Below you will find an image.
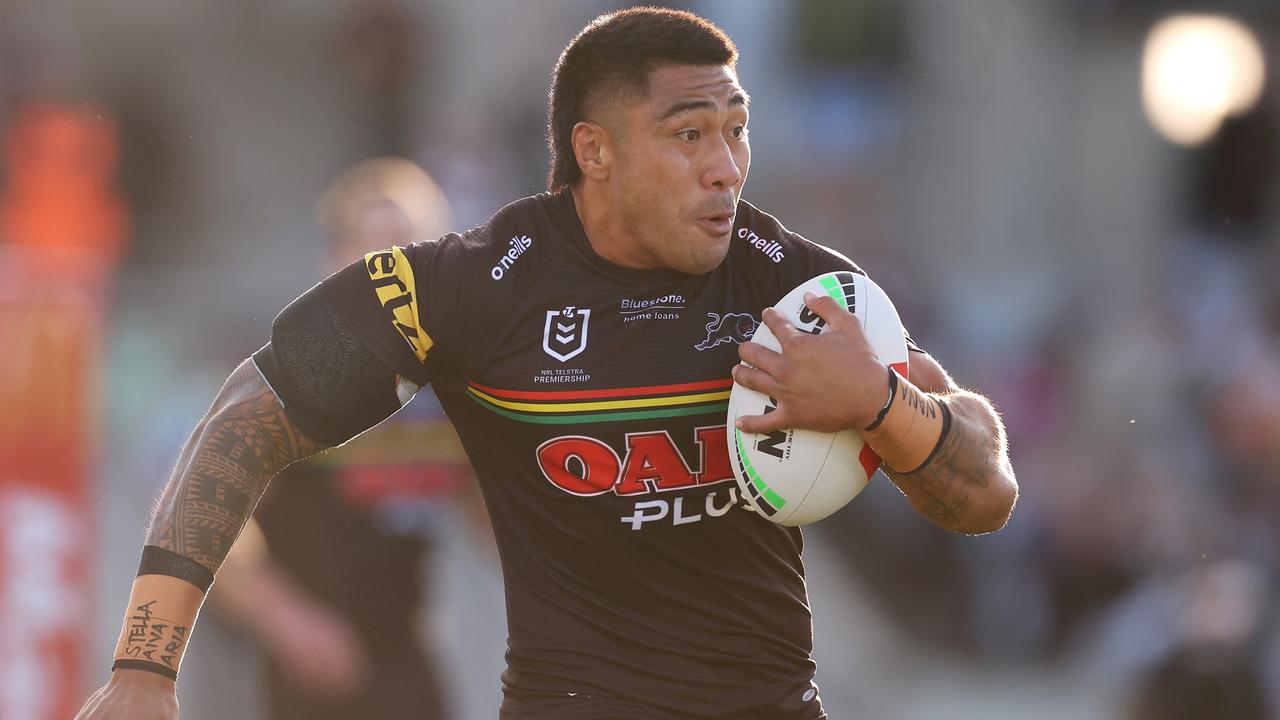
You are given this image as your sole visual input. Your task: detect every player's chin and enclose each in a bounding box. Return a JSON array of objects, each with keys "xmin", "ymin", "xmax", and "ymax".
[{"xmin": 677, "ymin": 234, "xmax": 731, "ymax": 274}]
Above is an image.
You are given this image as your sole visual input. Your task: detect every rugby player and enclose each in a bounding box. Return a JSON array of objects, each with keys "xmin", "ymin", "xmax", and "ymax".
[{"xmin": 76, "ymin": 8, "xmax": 1017, "ymax": 719}]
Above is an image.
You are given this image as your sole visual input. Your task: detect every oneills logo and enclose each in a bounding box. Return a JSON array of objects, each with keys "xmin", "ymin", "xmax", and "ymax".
[
  {"xmin": 738, "ymin": 227, "xmax": 785, "ymax": 263},
  {"xmin": 364, "ymin": 247, "xmax": 432, "ymax": 362},
  {"xmin": 490, "ymin": 235, "xmax": 532, "ymax": 280}
]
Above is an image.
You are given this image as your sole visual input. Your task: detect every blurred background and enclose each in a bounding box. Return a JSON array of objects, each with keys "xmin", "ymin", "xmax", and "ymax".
[{"xmin": 2, "ymin": 0, "xmax": 1279, "ymax": 718}]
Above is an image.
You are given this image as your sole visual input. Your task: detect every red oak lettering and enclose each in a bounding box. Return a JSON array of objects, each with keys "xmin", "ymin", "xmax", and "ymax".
[
  {"xmin": 614, "ymin": 431, "xmax": 698, "ymax": 496},
  {"xmin": 536, "ymin": 436, "xmax": 621, "ymax": 496},
  {"xmin": 536, "ymin": 426, "xmax": 733, "ymax": 497},
  {"xmin": 693, "ymin": 426, "xmax": 733, "ymax": 484}
]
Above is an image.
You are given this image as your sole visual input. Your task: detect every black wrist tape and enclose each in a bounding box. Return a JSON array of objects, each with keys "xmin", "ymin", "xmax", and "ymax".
[
  {"xmin": 863, "ymin": 365, "xmax": 899, "ymax": 432},
  {"xmin": 137, "ymin": 545, "xmax": 215, "ymax": 593},
  {"xmin": 112, "ymin": 658, "xmax": 178, "ymax": 681},
  {"xmin": 903, "ymin": 398, "xmax": 952, "ymax": 474}
]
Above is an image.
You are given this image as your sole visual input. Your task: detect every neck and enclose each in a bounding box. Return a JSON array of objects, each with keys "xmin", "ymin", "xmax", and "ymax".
[{"xmin": 570, "ymin": 181, "xmax": 655, "ymax": 269}]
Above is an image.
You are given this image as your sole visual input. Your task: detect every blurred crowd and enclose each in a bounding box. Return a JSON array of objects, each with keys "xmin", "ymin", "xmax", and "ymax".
[{"xmin": 3, "ymin": 0, "xmax": 1279, "ymax": 718}]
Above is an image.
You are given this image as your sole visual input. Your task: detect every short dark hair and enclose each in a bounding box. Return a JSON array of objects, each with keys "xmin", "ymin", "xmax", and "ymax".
[{"xmin": 546, "ymin": 7, "xmax": 738, "ymax": 192}]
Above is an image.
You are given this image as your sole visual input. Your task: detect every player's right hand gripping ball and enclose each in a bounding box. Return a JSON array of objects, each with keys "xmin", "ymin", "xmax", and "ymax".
[{"xmin": 728, "ymin": 272, "xmax": 909, "ymax": 525}]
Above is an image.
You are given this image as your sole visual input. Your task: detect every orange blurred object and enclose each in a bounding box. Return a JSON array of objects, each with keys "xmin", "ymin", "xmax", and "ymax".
[
  {"xmin": 0, "ymin": 100, "xmax": 128, "ymax": 720},
  {"xmin": 0, "ymin": 101, "xmax": 129, "ymax": 257}
]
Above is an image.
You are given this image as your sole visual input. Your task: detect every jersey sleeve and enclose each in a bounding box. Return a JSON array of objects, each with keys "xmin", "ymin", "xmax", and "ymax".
[
  {"xmin": 250, "ymin": 238, "xmax": 467, "ymax": 447},
  {"xmin": 252, "ymin": 195, "xmax": 550, "ymax": 446},
  {"xmin": 323, "ymin": 243, "xmax": 444, "ymax": 386},
  {"xmin": 323, "ymin": 232, "xmax": 502, "ymax": 381}
]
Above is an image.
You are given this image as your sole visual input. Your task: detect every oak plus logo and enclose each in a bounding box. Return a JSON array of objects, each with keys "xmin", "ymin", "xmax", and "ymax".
[
  {"xmin": 535, "ymin": 426, "xmax": 751, "ymax": 530},
  {"xmin": 543, "ymin": 306, "xmax": 591, "ymax": 362},
  {"xmin": 490, "ymin": 235, "xmax": 532, "ymax": 280}
]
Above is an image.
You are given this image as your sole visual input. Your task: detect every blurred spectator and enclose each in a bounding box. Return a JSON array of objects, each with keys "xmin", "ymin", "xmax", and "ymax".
[
  {"xmin": 213, "ymin": 158, "xmax": 488, "ymax": 720},
  {"xmin": 1131, "ymin": 645, "xmax": 1271, "ymax": 720},
  {"xmin": 1127, "ymin": 561, "xmax": 1272, "ymax": 720},
  {"xmin": 332, "ymin": 0, "xmax": 426, "ymax": 158}
]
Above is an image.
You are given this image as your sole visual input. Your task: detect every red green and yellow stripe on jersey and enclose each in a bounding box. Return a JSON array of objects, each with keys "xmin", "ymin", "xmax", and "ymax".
[{"xmin": 466, "ymin": 378, "xmax": 732, "ymax": 425}]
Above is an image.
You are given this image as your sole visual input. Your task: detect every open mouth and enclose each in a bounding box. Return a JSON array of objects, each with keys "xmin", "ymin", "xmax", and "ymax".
[{"xmin": 697, "ymin": 212, "xmax": 735, "ymax": 236}]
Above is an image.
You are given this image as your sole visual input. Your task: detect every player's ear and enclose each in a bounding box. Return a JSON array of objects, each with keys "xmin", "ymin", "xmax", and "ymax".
[{"xmin": 572, "ymin": 121, "xmax": 611, "ymax": 181}]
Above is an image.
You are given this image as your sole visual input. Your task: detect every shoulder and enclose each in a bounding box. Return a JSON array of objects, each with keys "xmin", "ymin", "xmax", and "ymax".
[
  {"xmin": 416, "ymin": 193, "xmax": 562, "ymax": 284},
  {"xmin": 393, "ymin": 194, "xmax": 567, "ymax": 374},
  {"xmin": 730, "ymin": 199, "xmax": 865, "ymax": 287}
]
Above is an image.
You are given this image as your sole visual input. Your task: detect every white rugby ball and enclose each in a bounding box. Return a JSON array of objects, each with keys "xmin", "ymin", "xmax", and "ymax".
[{"xmin": 729, "ymin": 271, "xmax": 909, "ymax": 526}]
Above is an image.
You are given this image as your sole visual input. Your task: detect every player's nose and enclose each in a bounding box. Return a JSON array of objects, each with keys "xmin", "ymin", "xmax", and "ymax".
[{"xmin": 702, "ymin": 136, "xmax": 742, "ymax": 190}]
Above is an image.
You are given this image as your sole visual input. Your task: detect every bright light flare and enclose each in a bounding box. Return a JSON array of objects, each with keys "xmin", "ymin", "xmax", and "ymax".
[{"xmin": 1142, "ymin": 14, "xmax": 1266, "ymax": 146}]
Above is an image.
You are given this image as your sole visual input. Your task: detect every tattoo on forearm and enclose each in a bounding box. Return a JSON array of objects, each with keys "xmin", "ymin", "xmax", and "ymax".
[
  {"xmin": 147, "ymin": 360, "xmax": 325, "ymax": 570},
  {"xmin": 887, "ymin": 393, "xmax": 998, "ymax": 528}
]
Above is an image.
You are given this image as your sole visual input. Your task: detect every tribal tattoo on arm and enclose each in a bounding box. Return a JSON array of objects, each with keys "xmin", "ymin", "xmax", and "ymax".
[
  {"xmin": 146, "ymin": 359, "xmax": 328, "ymax": 572},
  {"xmin": 884, "ymin": 383, "xmax": 1018, "ymax": 535}
]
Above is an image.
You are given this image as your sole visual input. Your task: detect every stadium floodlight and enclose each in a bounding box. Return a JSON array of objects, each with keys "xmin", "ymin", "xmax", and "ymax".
[{"xmin": 1142, "ymin": 14, "xmax": 1266, "ymax": 147}]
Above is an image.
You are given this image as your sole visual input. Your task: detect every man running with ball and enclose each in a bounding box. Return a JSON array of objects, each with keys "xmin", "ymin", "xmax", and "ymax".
[{"xmin": 77, "ymin": 7, "xmax": 1016, "ymax": 719}]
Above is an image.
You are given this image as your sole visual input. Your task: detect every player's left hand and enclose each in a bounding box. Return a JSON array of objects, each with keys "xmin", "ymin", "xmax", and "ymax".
[{"xmin": 733, "ymin": 292, "xmax": 890, "ymax": 434}]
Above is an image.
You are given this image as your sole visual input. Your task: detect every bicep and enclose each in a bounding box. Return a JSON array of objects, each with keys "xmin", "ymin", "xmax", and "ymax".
[{"xmin": 907, "ymin": 349, "xmax": 957, "ymax": 394}]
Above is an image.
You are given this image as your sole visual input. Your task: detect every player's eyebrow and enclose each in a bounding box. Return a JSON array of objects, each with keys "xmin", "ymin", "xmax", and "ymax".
[{"xmin": 657, "ymin": 90, "xmax": 750, "ymax": 122}]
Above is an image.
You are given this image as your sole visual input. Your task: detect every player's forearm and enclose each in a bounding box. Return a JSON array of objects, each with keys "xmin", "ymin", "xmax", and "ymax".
[
  {"xmin": 111, "ymin": 358, "xmax": 326, "ymax": 680},
  {"xmin": 146, "ymin": 358, "xmax": 325, "ymax": 569},
  {"xmin": 871, "ymin": 385, "xmax": 1017, "ymax": 534}
]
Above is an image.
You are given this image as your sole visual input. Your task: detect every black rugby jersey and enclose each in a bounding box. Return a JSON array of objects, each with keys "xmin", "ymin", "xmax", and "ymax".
[{"xmin": 322, "ymin": 190, "xmax": 911, "ymax": 719}]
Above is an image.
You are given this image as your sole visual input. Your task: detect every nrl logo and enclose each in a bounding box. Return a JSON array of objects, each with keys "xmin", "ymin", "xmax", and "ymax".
[{"xmin": 543, "ymin": 306, "xmax": 591, "ymax": 362}]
